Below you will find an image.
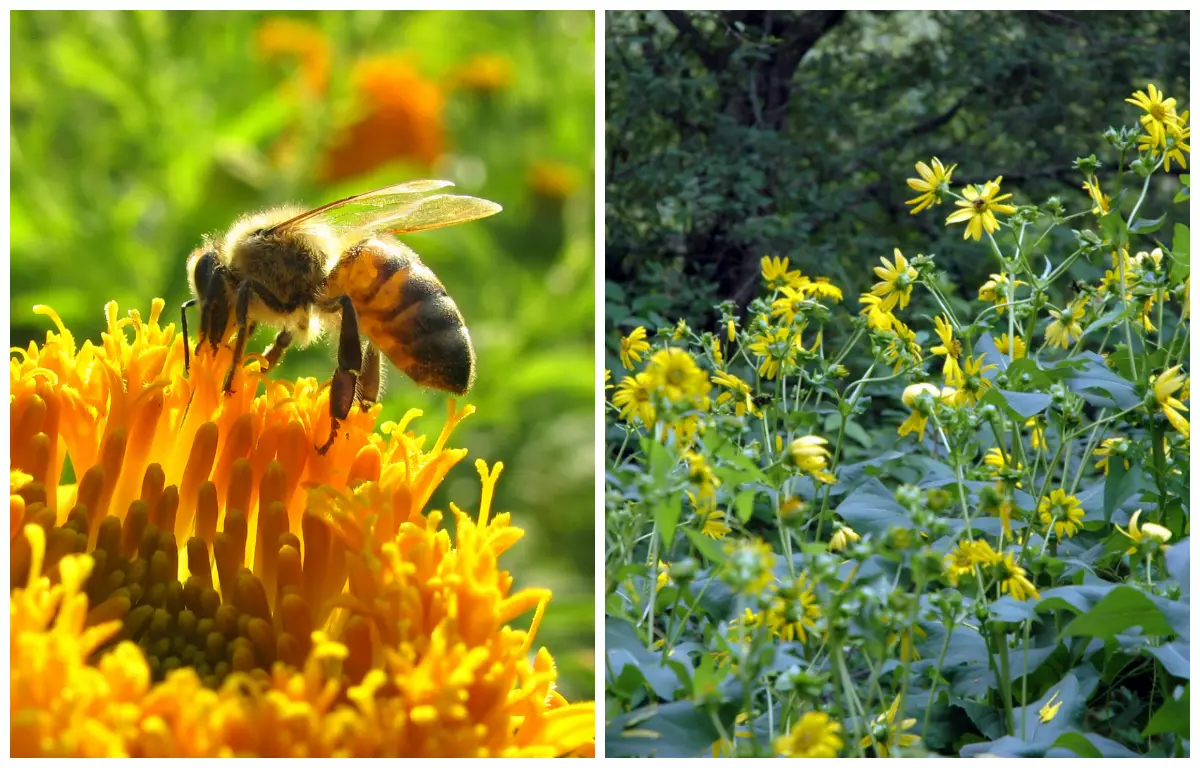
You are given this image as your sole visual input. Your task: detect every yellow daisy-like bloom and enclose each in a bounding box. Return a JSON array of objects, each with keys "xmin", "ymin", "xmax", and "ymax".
[
  {"xmin": 711, "ymin": 336, "xmax": 723, "ymax": 367},
  {"xmin": 950, "ymin": 353, "xmax": 997, "ymax": 407},
  {"xmin": 656, "ymin": 560, "xmax": 671, "ymax": 591},
  {"xmin": 1038, "ymin": 691, "xmax": 1063, "ymax": 724},
  {"xmin": 871, "ymin": 249, "xmax": 919, "ymax": 312},
  {"xmin": 770, "ymin": 285, "xmax": 813, "ymax": 326},
  {"xmin": 804, "ymin": 277, "xmax": 844, "ymax": 303},
  {"xmin": 612, "ymin": 372, "xmax": 657, "ymax": 426},
  {"xmin": 930, "ymin": 314, "xmax": 963, "ymax": 383},
  {"xmin": 618, "ymin": 326, "xmax": 650, "ymax": 370},
  {"xmin": 1115, "ymin": 509, "xmax": 1173, "ymax": 556},
  {"xmin": 748, "ymin": 327, "xmax": 800, "ymax": 381},
  {"xmin": 1045, "ymin": 300, "xmax": 1086, "ymax": 350},
  {"xmin": 944, "ymin": 538, "xmax": 999, "ymax": 586},
  {"xmin": 1082, "ymin": 175, "xmax": 1110, "ymax": 216},
  {"xmin": 882, "ymin": 319, "xmax": 923, "ymax": 375},
  {"xmin": 858, "ymin": 293, "xmax": 897, "ymax": 332},
  {"xmin": 1151, "ymin": 365, "xmax": 1190, "ymax": 439},
  {"xmin": 9, "ymin": 301, "xmax": 593, "ymax": 757},
  {"xmin": 898, "ymin": 382, "xmax": 940, "ymax": 439},
  {"xmin": 1127, "ymin": 84, "xmax": 1180, "ymax": 149},
  {"xmin": 765, "ymin": 576, "xmax": 822, "ymax": 643},
  {"xmin": 775, "ymin": 711, "xmax": 843, "ymax": 758},
  {"xmin": 993, "ymin": 333, "xmax": 1026, "ymax": 360},
  {"xmin": 983, "ymin": 447, "xmax": 1023, "ymax": 485},
  {"xmin": 978, "ymin": 273, "xmax": 1026, "ymax": 315},
  {"xmin": 761, "ymin": 255, "xmax": 801, "ymax": 292},
  {"xmin": 690, "ymin": 491, "xmax": 731, "ymax": 540},
  {"xmin": 995, "ymin": 550, "xmax": 1040, "ymax": 602},
  {"xmin": 860, "ymin": 694, "xmax": 920, "ymax": 758},
  {"xmin": 1038, "ymin": 488, "xmax": 1085, "ymax": 539},
  {"xmin": 1161, "ymin": 110, "xmax": 1191, "ymax": 172},
  {"xmin": 786, "ymin": 435, "xmax": 835, "ymax": 484},
  {"xmin": 645, "ymin": 347, "xmax": 711, "ymax": 406},
  {"xmin": 1025, "ymin": 417, "xmax": 1046, "ymax": 451},
  {"xmin": 726, "ymin": 318, "xmax": 738, "ymax": 342},
  {"xmin": 905, "ymin": 157, "xmax": 957, "ymax": 215},
  {"xmin": 1093, "ymin": 437, "xmax": 1130, "ymax": 475},
  {"xmin": 945, "ymin": 176, "xmax": 1017, "ymax": 241},
  {"xmin": 711, "ymin": 370, "xmax": 760, "ymax": 419},
  {"xmin": 828, "ymin": 524, "xmax": 861, "ymax": 552}
]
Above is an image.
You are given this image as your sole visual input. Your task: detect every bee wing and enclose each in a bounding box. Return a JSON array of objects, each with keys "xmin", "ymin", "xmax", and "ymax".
[
  {"xmin": 328, "ymin": 194, "xmax": 503, "ymax": 243},
  {"xmin": 265, "ymin": 180, "xmax": 458, "ymax": 234}
]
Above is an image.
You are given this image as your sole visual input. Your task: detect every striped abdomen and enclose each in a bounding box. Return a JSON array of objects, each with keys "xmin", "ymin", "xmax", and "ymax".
[{"xmin": 323, "ymin": 238, "xmax": 476, "ymax": 394}]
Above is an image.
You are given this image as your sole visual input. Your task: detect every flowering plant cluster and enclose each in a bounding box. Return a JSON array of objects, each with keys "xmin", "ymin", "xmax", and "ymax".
[{"xmin": 604, "ymin": 86, "xmax": 1189, "ymax": 758}]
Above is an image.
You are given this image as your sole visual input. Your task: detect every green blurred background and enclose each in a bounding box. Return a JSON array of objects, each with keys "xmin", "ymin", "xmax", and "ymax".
[{"xmin": 11, "ymin": 10, "xmax": 595, "ymax": 699}]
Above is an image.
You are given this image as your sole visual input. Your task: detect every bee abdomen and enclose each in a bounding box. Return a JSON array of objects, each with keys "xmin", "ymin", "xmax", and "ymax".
[{"xmin": 370, "ymin": 269, "xmax": 476, "ymax": 395}]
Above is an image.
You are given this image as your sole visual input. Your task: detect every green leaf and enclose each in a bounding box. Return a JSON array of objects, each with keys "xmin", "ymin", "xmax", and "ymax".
[
  {"xmin": 682, "ymin": 527, "xmax": 727, "ymax": 564},
  {"xmin": 1103, "ymin": 460, "xmax": 1143, "ymax": 523},
  {"xmin": 652, "ymin": 491, "xmax": 683, "ymax": 546},
  {"xmin": 1099, "ymin": 209, "xmax": 1129, "ymax": 247},
  {"xmin": 1064, "ymin": 585, "xmax": 1175, "ymax": 639},
  {"xmin": 606, "ymin": 700, "xmax": 738, "ymax": 758},
  {"xmin": 1170, "ymin": 223, "xmax": 1190, "ymax": 282},
  {"xmin": 1050, "ymin": 732, "xmax": 1103, "ymax": 758},
  {"xmin": 835, "ymin": 477, "xmax": 907, "ymax": 536},
  {"xmin": 1129, "ymin": 213, "xmax": 1167, "ymax": 234},
  {"xmin": 733, "ymin": 488, "xmax": 757, "ymax": 523},
  {"xmin": 981, "ymin": 388, "xmax": 1052, "ymax": 420},
  {"xmin": 1144, "ymin": 683, "xmax": 1189, "ymax": 739},
  {"xmin": 1063, "ymin": 353, "xmax": 1139, "ymax": 408}
]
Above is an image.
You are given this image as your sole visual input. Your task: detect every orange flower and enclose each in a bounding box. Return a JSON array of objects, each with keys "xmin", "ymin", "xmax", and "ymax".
[
  {"xmin": 449, "ymin": 52, "xmax": 515, "ymax": 93},
  {"xmin": 10, "ymin": 300, "xmax": 594, "ymax": 757}
]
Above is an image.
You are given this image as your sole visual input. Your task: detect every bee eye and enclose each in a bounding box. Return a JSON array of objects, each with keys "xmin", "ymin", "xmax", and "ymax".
[{"xmin": 192, "ymin": 250, "xmax": 218, "ymax": 298}]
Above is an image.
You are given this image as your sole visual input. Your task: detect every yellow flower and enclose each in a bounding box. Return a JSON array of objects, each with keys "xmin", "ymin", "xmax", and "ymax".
[
  {"xmin": 946, "ymin": 176, "xmax": 1017, "ymax": 240},
  {"xmin": 1038, "ymin": 488, "xmax": 1085, "ymax": 539},
  {"xmin": 983, "ymin": 447, "xmax": 1023, "ymax": 485},
  {"xmin": 645, "ymin": 347, "xmax": 711, "ymax": 405},
  {"xmin": 771, "ymin": 285, "xmax": 813, "ymax": 326},
  {"xmin": 996, "ymin": 550, "xmax": 1040, "ymax": 602},
  {"xmin": 978, "ymin": 273, "xmax": 1026, "ymax": 315},
  {"xmin": 871, "ymin": 249, "xmax": 919, "ymax": 312},
  {"xmin": 748, "ymin": 327, "xmax": 800, "ymax": 381},
  {"xmin": 1127, "ymin": 84, "xmax": 1181, "ymax": 149},
  {"xmin": 898, "ymin": 382, "xmax": 940, "ymax": 439},
  {"xmin": 858, "ymin": 293, "xmax": 897, "ymax": 332},
  {"xmin": 691, "ymin": 492, "xmax": 731, "ymax": 540},
  {"xmin": 786, "ymin": 435, "xmax": 835, "ymax": 484},
  {"xmin": 619, "ymin": 326, "xmax": 650, "ymax": 369},
  {"xmin": 711, "ymin": 336, "xmax": 723, "ymax": 367},
  {"xmin": 9, "ymin": 301, "xmax": 593, "ymax": 757},
  {"xmin": 952, "ymin": 353, "xmax": 997, "ymax": 407},
  {"xmin": 1162, "ymin": 110, "xmax": 1191, "ymax": 172},
  {"xmin": 1082, "ymin": 175, "xmax": 1111, "ymax": 216},
  {"xmin": 905, "ymin": 157, "xmax": 957, "ymax": 214},
  {"xmin": 711, "ymin": 370, "xmax": 760, "ymax": 419},
  {"xmin": 930, "ymin": 314, "xmax": 963, "ymax": 382},
  {"xmin": 1025, "ymin": 417, "xmax": 1046, "ymax": 451},
  {"xmin": 761, "ymin": 255, "xmax": 801, "ymax": 292},
  {"xmin": 860, "ymin": 694, "xmax": 920, "ymax": 757},
  {"xmin": 775, "ymin": 711, "xmax": 843, "ymax": 758},
  {"xmin": 1093, "ymin": 437, "xmax": 1130, "ymax": 475},
  {"xmin": 1038, "ymin": 691, "xmax": 1063, "ymax": 724},
  {"xmin": 882, "ymin": 319, "xmax": 923, "ymax": 374},
  {"xmin": 656, "ymin": 560, "xmax": 671, "ymax": 591},
  {"xmin": 604, "ymin": 368, "xmax": 613, "ymax": 390},
  {"xmin": 1115, "ymin": 509, "xmax": 1173, "ymax": 555},
  {"xmin": 944, "ymin": 538, "xmax": 999, "ymax": 586},
  {"xmin": 1045, "ymin": 300, "xmax": 1086, "ymax": 350},
  {"xmin": 804, "ymin": 277, "xmax": 844, "ymax": 303},
  {"xmin": 612, "ymin": 372, "xmax": 657, "ymax": 426},
  {"xmin": 993, "ymin": 333, "xmax": 1026, "ymax": 360},
  {"xmin": 829, "ymin": 524, "xmax": 861, "ymax": 552},
  {"xmin": 1152, "ymin": 365, "xmax": 1190, "ymax": 439},
  {"xmin": 727, "ymin": 318, "xmax": 738, "ymax": 342}
]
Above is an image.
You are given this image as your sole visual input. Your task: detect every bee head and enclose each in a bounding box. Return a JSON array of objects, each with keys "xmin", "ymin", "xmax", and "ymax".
[{"xmin": 187, "ymin": 247, "xmax": 219, "ymax": 300}]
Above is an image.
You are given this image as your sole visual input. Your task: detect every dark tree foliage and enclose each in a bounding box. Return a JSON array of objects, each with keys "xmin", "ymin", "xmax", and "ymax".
[{"xmin": 606, "ymin": 10, "xmax": 1189, "ymax": 336}]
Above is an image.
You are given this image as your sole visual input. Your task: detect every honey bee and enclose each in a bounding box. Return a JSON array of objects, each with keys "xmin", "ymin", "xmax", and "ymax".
[{"xmin": 182, "ymin": 180, "xmax": 502, "ymax": 454}]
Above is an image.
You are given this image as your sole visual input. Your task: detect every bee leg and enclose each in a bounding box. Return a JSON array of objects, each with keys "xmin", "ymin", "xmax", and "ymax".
[
  {"xmin": 317, "ymin": 295, "xmax": 362, "ymax": 455},
  {"xmin": 222, "ymin": 282, "xmax": 257, "ymax": 395},
  {"xmin": 356, "ymin": 343, "xmax": 382, "ymax": 407},
  {"xmin": 181, "ymin": 298, "xmax": 197, "ymax": 374},
  {"xmin": 263, "ymin": 330, "xmax": 293, "ymax": 370},
  {"xmin": 202, "ymin": 268, "xmax": 231, "ymax": 354}
]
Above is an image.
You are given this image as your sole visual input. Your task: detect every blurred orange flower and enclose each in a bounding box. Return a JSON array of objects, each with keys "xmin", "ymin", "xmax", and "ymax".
[{"xmin": 449, "ymin": 52, "xmax": 515, "ymax": 93}]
